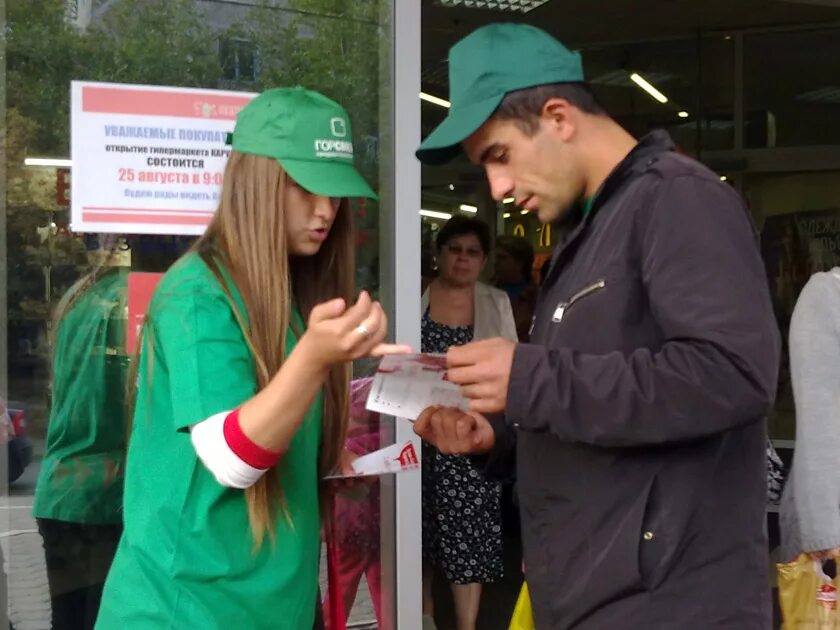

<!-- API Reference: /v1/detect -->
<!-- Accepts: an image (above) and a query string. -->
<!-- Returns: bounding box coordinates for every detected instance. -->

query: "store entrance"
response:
[418,2,840,628]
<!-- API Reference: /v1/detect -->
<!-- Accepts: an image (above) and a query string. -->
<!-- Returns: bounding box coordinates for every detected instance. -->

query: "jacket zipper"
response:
[552,279,606,323]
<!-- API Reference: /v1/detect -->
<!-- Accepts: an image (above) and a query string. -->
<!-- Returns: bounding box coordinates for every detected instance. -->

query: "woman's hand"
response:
[298,292,411,370]
[338,447,361,477]
[237,297,409,455]
[328,448,373,498]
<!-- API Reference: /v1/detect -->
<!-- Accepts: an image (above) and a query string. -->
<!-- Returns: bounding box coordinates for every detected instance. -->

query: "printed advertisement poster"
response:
[71,81,256,235]
[761,208,840,437]
[762,208,840,330]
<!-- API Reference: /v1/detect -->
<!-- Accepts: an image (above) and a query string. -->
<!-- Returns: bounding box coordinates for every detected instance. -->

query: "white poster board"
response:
[71,81,256,235]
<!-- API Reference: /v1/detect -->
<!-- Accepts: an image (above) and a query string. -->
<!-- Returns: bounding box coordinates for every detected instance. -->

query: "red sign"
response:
[127,272,163,354]
[81,85,253,120]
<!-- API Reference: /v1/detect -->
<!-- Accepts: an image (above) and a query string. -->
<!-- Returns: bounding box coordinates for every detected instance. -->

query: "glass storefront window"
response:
[4,1,401,628]
[747,171,840,441]
[584,35,735,154]
[744,27,840,148]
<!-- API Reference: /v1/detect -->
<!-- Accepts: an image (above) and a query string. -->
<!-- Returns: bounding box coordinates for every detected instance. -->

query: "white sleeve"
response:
[190,411,267,489]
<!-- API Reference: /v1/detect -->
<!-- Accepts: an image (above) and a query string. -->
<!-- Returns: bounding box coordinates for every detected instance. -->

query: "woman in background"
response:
[420,216,517,630]
[780,267,840,562]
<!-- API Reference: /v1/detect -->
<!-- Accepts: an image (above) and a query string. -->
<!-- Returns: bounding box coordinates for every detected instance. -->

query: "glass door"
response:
[2,1,422,628]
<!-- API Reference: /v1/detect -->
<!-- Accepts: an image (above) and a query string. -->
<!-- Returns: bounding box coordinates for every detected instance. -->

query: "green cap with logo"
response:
[416,24,584,165]
[229,87,377,199]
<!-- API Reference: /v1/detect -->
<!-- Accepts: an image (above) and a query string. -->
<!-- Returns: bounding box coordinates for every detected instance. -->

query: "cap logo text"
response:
[314,138,354,159]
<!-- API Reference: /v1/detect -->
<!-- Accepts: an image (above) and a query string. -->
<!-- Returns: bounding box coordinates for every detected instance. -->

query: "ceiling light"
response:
[678,111,689,118]
[503,212,511,219]
[436,0,550,13]
[520,210,529,215]
[420,92,451,108]
[797,86,840,104]
[720,176,728,181]
[420,209,452,220]
[677,119,735,131]
[448,184,455,191]
[503,197,515,204]
[460,204,478,213]
[630,73,669,104]
[25,157,72,167]
[590,70,676,88]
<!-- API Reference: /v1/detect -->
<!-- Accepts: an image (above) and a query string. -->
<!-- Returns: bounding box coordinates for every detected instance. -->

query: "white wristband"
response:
[190,411,267,489]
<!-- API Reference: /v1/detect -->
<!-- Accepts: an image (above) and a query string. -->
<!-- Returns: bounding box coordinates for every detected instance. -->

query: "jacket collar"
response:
[575,129,675,228]
[541,130,676,287]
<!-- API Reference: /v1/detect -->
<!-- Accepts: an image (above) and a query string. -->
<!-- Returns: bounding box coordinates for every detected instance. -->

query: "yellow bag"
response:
[778,554,840,629]
[509,581,536,630]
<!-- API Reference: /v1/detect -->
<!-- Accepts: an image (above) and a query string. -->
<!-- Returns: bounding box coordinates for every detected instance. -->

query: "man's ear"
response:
[542,97,577,142]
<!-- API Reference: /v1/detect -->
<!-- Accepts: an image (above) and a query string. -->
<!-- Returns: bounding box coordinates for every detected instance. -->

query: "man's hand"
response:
[446,338,516,415]
[414,406,495,455]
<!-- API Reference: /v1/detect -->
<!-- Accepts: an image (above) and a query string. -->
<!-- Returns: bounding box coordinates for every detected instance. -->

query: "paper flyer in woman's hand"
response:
[323,441,420,479]
[364,354,469,420]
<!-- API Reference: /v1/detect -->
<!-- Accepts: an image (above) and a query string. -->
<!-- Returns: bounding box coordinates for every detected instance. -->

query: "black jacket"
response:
[486,131,781,629]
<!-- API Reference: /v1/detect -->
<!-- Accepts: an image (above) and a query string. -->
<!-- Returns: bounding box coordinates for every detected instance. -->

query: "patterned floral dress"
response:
[421,308,503,585]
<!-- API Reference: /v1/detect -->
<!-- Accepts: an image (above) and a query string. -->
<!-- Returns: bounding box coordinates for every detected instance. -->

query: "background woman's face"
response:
[437,233,486,287]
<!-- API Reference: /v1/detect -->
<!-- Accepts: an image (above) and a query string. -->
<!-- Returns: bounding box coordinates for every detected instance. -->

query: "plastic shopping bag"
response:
[778,554,840,629]
[509,581,536,630]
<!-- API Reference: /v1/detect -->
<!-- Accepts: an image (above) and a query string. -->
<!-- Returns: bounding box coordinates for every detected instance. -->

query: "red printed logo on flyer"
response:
[817,583,837,610]
[396,443,419,468]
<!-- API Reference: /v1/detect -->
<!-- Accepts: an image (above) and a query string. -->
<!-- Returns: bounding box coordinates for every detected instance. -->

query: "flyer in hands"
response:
[365,353,468,421]
[324,441,420,479]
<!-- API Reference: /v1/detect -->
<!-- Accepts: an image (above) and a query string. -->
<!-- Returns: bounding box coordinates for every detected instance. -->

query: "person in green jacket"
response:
[95,87,407,630]
[32,266,129,630]
[33,234,191,630]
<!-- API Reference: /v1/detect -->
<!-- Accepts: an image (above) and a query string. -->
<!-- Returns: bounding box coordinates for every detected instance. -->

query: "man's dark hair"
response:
[495,82,606,135]
[436,215,491,255]
[496,234,535,281]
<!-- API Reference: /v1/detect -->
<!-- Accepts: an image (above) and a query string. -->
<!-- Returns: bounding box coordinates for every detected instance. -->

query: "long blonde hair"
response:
[195,151,353,547]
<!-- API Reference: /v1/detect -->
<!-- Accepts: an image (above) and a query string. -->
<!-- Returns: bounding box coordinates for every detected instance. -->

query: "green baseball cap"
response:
[229,87,377,199]
[416,24,584,166]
